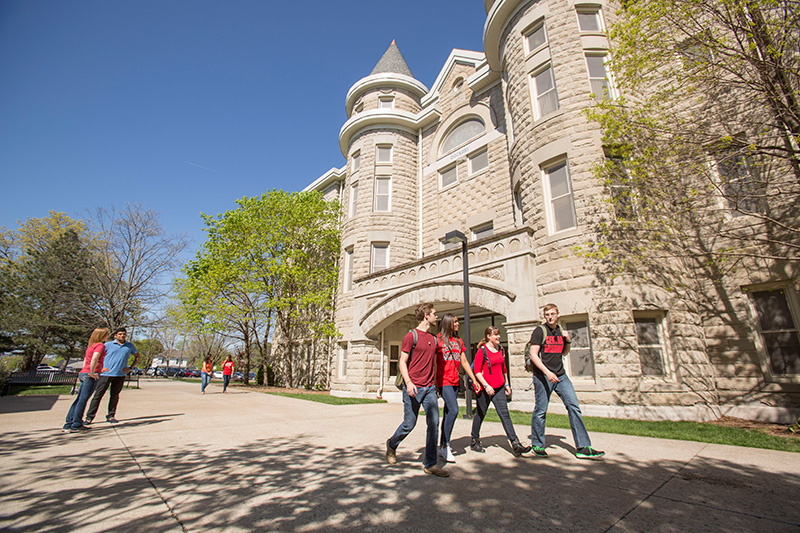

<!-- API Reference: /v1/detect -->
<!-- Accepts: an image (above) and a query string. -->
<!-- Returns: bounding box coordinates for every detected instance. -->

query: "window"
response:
[353,103,364,115]
[715,149,762,216]
[349,183,358,218]
[469,149,489,175]
[606,154,636,220]
[525,21,547,53]
[371,243,389,273]
[563,319,595,378]
[389,344,400,377]
[339,344,348,377]
[452,78,464,93]
[344,248,354,292]
[750,287,800,375]
[441,118,485,155]
[634,314,668,376]
[472,223,493,241]
[531,65,559,119]
[379,96,394,109]
[577,6,603,32]
[351,151,360,173]
[376,145,393,164]
[544,160,577,232]
[374,177,391,212]
[585,54,615,100]
[514,186,525,225]
[440,165,458,189]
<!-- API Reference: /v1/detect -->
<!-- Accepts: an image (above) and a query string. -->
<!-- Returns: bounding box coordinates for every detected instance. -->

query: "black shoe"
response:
[106,417,119,424]
[511,440,532,457]
[470,437,484,453]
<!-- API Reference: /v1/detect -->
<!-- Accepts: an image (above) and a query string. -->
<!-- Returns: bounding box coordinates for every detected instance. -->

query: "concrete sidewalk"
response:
[1,379,798,532]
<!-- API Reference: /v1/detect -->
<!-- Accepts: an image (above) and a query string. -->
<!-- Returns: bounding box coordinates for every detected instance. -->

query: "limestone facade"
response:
[303,0,800,422]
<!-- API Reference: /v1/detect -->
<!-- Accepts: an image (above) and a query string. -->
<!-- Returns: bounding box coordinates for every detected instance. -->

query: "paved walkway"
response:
[1,379,798,532]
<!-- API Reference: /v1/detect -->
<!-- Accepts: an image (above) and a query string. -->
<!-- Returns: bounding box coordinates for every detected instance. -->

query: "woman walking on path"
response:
[201,355,213,394]
[222,355,234,393]
[436,313,478,462]
[63,328,109,432]
[470,326,531,457]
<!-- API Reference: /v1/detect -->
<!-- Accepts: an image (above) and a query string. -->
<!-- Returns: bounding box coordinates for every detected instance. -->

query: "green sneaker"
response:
[576,447,605,460]
[531,446,548,457]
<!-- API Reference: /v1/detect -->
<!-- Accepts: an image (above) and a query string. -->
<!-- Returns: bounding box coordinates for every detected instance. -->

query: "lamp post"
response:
[443,230,472,419]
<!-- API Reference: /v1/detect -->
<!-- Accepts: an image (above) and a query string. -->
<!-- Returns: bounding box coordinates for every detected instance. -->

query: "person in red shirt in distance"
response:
[470,326,531,457]
[436,313,478,463]
[222,355,235,393]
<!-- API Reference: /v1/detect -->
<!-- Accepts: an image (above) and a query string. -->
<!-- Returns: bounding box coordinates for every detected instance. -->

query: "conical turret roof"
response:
[370,40,414,78]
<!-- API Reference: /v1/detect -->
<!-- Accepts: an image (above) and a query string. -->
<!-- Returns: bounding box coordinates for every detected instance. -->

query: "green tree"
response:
[0,214,97,370]
[134,338,165,370]
[173,190,340,388]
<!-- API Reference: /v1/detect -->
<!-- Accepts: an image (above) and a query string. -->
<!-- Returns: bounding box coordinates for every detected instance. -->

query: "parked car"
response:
[129,367,144,375]
[183,369,200,378]
[233,372,244,381]
[36,364,59,372]
[212,371,223,379]
[165,367,184,377]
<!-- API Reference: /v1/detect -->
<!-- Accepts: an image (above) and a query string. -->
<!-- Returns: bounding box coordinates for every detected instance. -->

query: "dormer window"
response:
[379,96,394,109]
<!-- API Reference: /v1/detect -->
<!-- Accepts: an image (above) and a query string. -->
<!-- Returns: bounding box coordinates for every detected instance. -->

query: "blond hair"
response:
[88,328,110,345]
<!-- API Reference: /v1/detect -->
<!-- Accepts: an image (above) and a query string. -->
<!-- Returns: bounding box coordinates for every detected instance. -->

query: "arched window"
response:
[440,118,485,155]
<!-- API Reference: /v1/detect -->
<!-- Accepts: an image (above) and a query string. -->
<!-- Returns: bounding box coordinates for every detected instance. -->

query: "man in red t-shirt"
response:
[385,303,449,477]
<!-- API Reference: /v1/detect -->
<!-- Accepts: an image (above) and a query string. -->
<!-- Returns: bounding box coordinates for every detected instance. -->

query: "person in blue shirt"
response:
[85,327,138,424]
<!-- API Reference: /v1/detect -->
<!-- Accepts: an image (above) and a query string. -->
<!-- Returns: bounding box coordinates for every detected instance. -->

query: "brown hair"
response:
[88,328,110,345]
[439,313,458,340]
[415,303,434,322]
[542,303,559,314]
[477,326,500,349]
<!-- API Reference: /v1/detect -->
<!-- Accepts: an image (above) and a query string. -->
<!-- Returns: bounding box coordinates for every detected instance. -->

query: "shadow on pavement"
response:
[1,430,798,532]
[0,396,60,414]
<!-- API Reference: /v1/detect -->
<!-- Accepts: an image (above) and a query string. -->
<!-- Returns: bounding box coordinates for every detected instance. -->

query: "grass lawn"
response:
[5,385,75,396]
[467,407,800,454]
[265,391,386,405]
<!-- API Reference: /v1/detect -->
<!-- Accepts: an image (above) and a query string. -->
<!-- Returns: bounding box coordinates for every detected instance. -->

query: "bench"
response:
[124,374,140,389]
[1,370,80,396]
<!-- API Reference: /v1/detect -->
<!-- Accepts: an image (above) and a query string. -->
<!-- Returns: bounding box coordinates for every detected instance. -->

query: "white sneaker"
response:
[440,445,455,463]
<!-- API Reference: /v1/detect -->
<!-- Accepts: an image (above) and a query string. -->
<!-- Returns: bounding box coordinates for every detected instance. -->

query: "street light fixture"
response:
[443,229,472,419]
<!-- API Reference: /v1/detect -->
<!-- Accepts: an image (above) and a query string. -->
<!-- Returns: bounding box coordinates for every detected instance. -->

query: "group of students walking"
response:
[386,302,604,477]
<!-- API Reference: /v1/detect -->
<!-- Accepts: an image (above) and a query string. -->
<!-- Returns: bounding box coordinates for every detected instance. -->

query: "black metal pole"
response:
[462,238,472,419]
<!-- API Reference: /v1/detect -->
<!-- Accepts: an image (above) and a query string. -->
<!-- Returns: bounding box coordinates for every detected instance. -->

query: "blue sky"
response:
[0,1,487,263]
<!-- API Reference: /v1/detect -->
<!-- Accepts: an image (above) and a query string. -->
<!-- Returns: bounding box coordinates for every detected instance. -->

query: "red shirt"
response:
[80,342,106,374]
[436,334,465,387]
[473,345,507,389]
[222,361,235,375]
[402,328,437,387]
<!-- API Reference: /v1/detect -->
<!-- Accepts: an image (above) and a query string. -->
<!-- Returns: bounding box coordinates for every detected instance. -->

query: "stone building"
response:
[304,0,800,422]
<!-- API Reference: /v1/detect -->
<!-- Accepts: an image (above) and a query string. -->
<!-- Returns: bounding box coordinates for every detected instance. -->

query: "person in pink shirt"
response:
[222,355,235,393]
[63,328,109,432]
[470,326,531,457]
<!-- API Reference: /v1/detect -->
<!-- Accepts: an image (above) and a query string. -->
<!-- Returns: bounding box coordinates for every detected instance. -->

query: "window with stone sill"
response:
[440,165,458,189]
[376,144,393,164]
[472,222,493,241]
[525,20,547,54]
[344,248,354,292]
[749,286,800,376]
[389,344,400,377]
[530,64,559,120]
[585,53,617,101]
[562,318,595,378]
[576,5,604,32]
[605,153,636,220]
[379,96,394,110]
[351,151,360,173]
[339,343,348,377]
[371,242,389,273]
[713,147,764,217]
[349,183,358,218]
[543,159,577,233]
[469,149,489,175]
[374,176,391,212]
[634,313,669,377]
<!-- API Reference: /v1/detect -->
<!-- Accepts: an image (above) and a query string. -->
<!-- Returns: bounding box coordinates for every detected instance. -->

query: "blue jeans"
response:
[471,387,519,442]
[201,372,211,392]
[223,374,231,392]
[531,373,591,449]
[439,385,459,447]
[388,385,439,468]
[64,373,97,429]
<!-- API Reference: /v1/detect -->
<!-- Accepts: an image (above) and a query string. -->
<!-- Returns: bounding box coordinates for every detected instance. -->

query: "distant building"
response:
[304,0,800,422]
